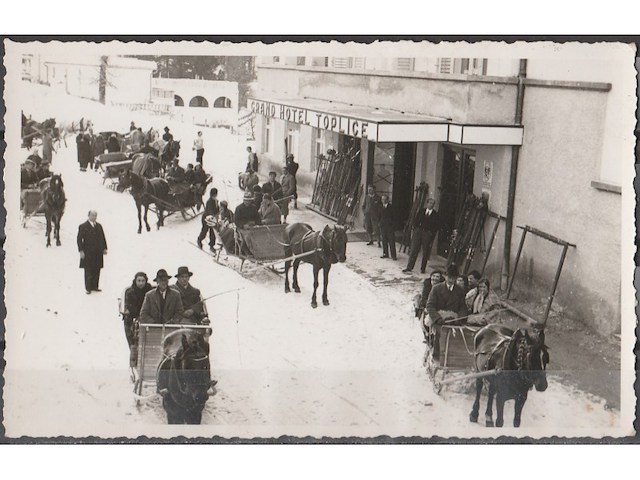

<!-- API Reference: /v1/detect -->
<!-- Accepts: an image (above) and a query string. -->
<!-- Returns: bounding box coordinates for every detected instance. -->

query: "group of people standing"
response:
[362,185,441,274]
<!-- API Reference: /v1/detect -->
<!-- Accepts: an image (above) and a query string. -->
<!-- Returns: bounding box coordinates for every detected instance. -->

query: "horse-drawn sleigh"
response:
[420,311,550,428]
[118,290,215,424]
[208,220,348,308]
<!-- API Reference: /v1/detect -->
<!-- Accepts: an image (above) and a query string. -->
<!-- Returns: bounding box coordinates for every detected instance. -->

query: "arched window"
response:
[189,96,209,108]
[213,96,232,108]
[174,95,184,107]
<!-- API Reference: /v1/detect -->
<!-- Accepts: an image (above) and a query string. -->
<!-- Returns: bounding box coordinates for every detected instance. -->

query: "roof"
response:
[44,55,156,71]
[249,96,524,145]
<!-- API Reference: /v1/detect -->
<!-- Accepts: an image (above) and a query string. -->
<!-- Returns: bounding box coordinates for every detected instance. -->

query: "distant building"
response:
[38,55,157,105]
[250,55,631,335]
[151,78,239,127]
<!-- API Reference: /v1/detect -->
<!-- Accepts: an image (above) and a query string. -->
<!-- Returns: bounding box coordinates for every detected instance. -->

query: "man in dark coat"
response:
[106,133,120,153]
[234,191,262,229]
[172,266,207,325]
[197,188,220,250]
[162,126,174,143]
[261,171,283,201]
[77,133,91,171]
[425,263,469,359]
[77,210,108,294]
[403,197,440,274]
[21,159,39,189]
[285,154,299,208]
[139,269,184,324]
[379,194,397,260]
[362,185,382,246]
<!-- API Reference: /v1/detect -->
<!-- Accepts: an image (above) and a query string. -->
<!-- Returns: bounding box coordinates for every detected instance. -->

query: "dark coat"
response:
[21,167,39,189]
[426,282,469,323]
[77,220,108,269]
[234,202,262,228]
[414,208,440,233]
[93,135,106,156]
[379,202,396,231]
[202,197,220,225]
[246,152,258,173]
[286,159,299,176]
[77,135,92,167]
[261,180,283,200]
[362,193,382,219]
[172,282,205,322]
[139,287,184,324]
[107,136,121,153]
[124,284,153,320]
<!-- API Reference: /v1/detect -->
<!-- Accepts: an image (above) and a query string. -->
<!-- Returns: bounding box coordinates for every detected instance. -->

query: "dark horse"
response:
[40,174,66,247]
[117,170,170,233]
[157,329,215,424]
[160,139,181,171]
[131,153,161,179]
[283,223,347,308]
[470,324,549,428]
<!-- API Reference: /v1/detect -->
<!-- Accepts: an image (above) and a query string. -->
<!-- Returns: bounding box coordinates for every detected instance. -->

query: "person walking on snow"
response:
[193,131,205,166]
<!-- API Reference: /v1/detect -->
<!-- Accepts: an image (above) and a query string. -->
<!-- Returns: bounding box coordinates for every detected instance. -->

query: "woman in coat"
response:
[259,193,282,225]
[123,272,153,367]
[465,278,501,325]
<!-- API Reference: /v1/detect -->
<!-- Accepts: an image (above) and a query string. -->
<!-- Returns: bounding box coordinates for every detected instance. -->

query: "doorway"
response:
[437,146,476,257]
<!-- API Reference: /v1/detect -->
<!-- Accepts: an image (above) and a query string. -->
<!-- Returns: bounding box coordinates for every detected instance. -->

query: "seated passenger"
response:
[234,191,262,229]
[21,158,39,189]
[467,270,481,291]
[259,193,282,225]
[252,184,263,209]
[456,275,469,292]
[166,158,185,184]
[425,263,469,359]
[219,200,234,225]
[172,266,208,325]
[184,163,195,183]
[465,278,501,326]
[139,269,184,324]
[413,270,443,319]
[123,272,153,367]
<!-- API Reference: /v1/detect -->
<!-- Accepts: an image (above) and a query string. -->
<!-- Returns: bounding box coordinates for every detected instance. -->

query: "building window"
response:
[395,57,415,71]
[438,58,453,74]
[332,57,353,69]
[273,56,280,63]
[213,96,232,108]
[264,117,272,154]
[174,95,184,107]
[189,96,209,108]
[296,56,306,66]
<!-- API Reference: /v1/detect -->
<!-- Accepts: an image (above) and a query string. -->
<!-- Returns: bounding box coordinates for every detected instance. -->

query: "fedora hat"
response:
[446,263,459,278]
[175,266,194,278]
[243,191,254,200]
[153,269,171,282]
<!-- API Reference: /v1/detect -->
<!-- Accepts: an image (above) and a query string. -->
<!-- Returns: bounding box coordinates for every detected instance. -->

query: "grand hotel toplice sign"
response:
[249,98,378,141]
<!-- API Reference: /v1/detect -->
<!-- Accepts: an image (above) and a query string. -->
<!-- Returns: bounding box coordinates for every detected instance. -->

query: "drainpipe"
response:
[501,59,527,291]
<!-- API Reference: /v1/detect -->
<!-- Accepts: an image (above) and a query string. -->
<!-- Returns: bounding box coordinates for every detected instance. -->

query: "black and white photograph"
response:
[1,38,636,441]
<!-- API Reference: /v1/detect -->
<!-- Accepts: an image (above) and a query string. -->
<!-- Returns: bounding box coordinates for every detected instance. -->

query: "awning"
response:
[248,96,523,146]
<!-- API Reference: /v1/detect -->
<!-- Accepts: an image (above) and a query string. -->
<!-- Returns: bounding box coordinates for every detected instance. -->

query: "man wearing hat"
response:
[139,269,184,324]
[172,266,207,325]
[285,155,299,208]
[21,158,39,189]
[234,191,262,229]
[424,263,469,359]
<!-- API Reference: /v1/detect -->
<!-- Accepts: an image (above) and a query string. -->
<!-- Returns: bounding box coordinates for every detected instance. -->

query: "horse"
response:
[117,169,170,234]
[40,174,66,247]
[156,329,215,424]
[131,153,161,179]
[283,223,348,308]
[470,324,549,428]
[160,139,181,171]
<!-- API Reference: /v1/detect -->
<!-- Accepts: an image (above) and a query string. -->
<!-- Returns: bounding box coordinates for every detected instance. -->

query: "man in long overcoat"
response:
[139,269,184,324]
[77,210,108,294]
[172,266,207,325]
